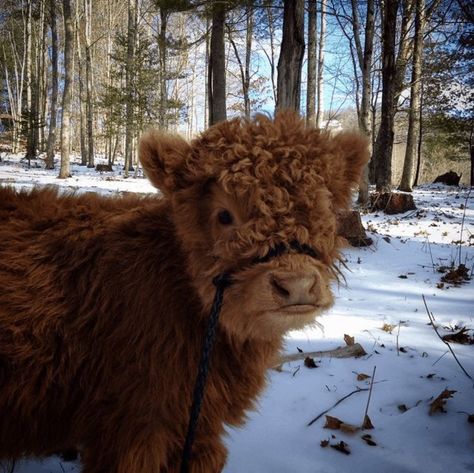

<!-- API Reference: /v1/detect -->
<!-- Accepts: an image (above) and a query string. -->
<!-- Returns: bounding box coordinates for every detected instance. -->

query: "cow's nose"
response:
[270,272,318,306]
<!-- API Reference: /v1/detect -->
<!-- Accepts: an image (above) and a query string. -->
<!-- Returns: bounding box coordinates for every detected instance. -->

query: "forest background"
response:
[0,0,472,198]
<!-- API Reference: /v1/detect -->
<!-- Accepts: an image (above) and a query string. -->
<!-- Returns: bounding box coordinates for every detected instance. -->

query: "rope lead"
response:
[180,241,319,472]
[180,272,232,473]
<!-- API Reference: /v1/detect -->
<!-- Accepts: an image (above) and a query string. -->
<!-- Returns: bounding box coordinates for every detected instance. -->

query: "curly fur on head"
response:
[0,111,368,473]
[140,111,369,333]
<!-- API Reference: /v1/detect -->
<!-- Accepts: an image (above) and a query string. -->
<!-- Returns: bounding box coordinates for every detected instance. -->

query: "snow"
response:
[1,153,473,473]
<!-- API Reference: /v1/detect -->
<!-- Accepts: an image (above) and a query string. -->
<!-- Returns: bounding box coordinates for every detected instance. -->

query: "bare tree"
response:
[45,0,58,169]
[59,0,74,179]
[372,0,400,192]
[306,0,317,125]
[315,0,326,127]
[353,0,375,204]
[208,1,227,125]
[276,0,305,112]
[83,0,94,168]
[24,0,36,162]
[227,3,254,119]
[399,0,425,191]
[124,0,138,177]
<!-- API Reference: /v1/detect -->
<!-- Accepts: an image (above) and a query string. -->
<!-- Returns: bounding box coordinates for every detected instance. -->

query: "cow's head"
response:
[139,112,368,341]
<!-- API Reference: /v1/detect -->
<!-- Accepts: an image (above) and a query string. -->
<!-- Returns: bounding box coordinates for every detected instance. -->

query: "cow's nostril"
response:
[271,277,291,299]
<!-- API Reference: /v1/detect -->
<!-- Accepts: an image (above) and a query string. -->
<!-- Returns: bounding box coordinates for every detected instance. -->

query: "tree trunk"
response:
[45,0,58,169]
[413,82,423,186]
[25,0,37,163]
[470,128,474,187]
[276,0,305,112]
[59,0,74,179]
[244,4,253,119]
[227,4,253,120]
[315,0,326,127]
[84,0,94,168]
[158,7,169,128]
[373,0,399,193]
[265,4,277,104]
[124,0,138,177]
[208,2,227,125]
[399,0,425,192]
[356,0,375,205]
[306,0,317,126]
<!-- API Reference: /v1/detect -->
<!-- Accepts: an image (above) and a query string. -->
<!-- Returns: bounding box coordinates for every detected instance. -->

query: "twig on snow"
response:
[362,366,377,428]
[422,294,473,381]
[307,387,369,427]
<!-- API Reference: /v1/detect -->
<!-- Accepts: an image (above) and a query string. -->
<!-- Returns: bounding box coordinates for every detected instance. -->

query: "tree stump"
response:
[337,210,373,247]
[433,171,461,186]
[370,192,416,215]
[95,163,113,172]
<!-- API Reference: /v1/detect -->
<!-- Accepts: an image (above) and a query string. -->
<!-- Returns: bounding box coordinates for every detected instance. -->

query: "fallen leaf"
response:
[399,347,408,353]
[344,334,355,346]
[330,441,351,455]
[297,346,303,353]
[398,274,408,279]
[357,373,371,381]
[304,356,317,368]
[361,434,377,446]
[398,404,408,413]
[340,422,360,434]
[442,327,474,345]
[324,415,343,430]
[381,323,396,333]
[441,264,471,286]
[320,439,330,448]
[429,389,457,415]
[362,415,374,429]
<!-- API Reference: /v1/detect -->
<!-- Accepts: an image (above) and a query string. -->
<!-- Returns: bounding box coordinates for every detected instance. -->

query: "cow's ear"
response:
[323,132,369,209]
[139,131,192,195]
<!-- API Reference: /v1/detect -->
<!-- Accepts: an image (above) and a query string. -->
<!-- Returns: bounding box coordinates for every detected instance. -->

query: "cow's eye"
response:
[217,209,233,225]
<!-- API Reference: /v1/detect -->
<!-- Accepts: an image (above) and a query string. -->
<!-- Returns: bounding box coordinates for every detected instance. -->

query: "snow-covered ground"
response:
[1,154,473,473]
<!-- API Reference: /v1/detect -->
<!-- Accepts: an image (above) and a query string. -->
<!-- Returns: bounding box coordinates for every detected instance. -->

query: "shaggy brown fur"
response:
[0,112,368,472]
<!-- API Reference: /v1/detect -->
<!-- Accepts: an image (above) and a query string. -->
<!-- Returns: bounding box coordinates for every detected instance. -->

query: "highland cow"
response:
[0,112,368,472]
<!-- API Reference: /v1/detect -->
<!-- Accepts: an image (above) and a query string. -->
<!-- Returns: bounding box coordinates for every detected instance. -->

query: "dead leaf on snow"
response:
[362,415,374,429]
[320,439,330,448]
[330,441,351,455]
[324,415,343,430]
[357,373,371,381]
[429,389,457,415]
[340,423,360,434]
[361,434,377,446]
[344,334,355,346]
[324,415,360,433]
[381,323,397,333]
[442,327,474,345]
[304,356,318,368]
[398,404,408,413]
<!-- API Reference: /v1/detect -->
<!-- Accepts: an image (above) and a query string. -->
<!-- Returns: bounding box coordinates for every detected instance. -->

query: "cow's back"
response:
[0,186,166,456]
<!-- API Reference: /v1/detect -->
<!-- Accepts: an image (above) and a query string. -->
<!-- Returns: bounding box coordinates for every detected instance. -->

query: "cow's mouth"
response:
[277,304,319,314]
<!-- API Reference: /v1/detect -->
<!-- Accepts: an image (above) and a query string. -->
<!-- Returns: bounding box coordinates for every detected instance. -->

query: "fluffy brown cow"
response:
[0,112,368,472]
